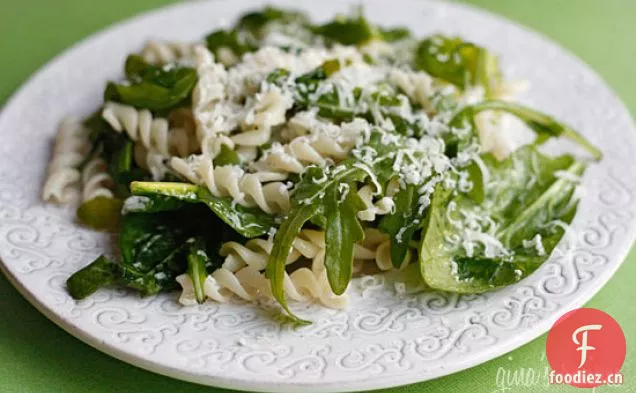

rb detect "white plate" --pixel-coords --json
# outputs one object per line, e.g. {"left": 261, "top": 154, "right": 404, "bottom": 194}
{"left": 1, "top": 0, "right": 635, "bottom": 391}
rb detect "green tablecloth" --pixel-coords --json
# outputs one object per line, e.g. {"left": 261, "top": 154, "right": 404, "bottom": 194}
{"left": 1, "top": 1, "right": 634, "bottom": 392}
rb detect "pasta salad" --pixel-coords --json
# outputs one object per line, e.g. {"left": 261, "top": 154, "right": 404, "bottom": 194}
{"left": 44, "top": 7, "right": 601, "bottom": 324}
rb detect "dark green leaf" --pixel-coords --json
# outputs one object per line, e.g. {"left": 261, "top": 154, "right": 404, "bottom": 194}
{"left": 469, "top": 100, "right": 602, "bottom": 161}
{"left": 67, "top": 255, "right": 118, "bottom": 300}
{"left": 378, "top": 185, "right": 423, "bottom": 268}
{"left": 77, "top": 196, "right": 123, "bottom": 231}
{"left": 122, "top": 194, "right": 187, "bottom": 214}
{"left": 415, "top": 35, "right": 500, "bottom": 92}
{"left": 205, "top": 30, "right": 256, "bottom": 57}
{"left": 130, "top": 181, "right": 275, "bottom": 238}
{"left": 379, "top": 27, "right": 411, "bottom": 42}
{"left": 213, "top": 145, "right": 241, "bottom": 166}
{"left": 124, "top": 55, "right": 151, "bottom": 80}
{"left": 324, "top": 184, "right": 365, "bottom": 294}
{"left": 120, "top": 212, "right": 189, "bottom": 271}
{"left": 187, "top": 238, "right": 209, "bottom": 303}
{"left": 266, "top": 203, "right": 318, "bottom": 325}
{"left": 314, "top": 13, "right": 375, "bottom": 46}
{"left": 107, "top": 139, "right": 146, "bottom": 197}
{"left": 419, "top": 146, "right": 585, "bottom": 293}
{"left": 108, "top": 67, "right": 197, "bottom": 110}
{"left": 236, "top": 7, "right": 309, "bottom": 37}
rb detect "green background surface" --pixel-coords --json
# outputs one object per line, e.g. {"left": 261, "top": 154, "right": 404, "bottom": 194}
{"left": 0, "top": 1, "right": 634, "bottom": 392}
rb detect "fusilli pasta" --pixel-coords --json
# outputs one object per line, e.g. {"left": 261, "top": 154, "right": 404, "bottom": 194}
{"left": 140, "top": 40, "right": 198, "bottom": 65}
{"left": 176, "top": 266, "right": 348, "bottom": 309}
{"left": 42, "top": 117, "right": 90, "bottom": 204}
{"left": 177, "top": 228, "right": 347, "bottom": 308}
{"left": 81, "top": 158, "right": 115, "bottom": 201}
{"left": 171, "top": 155, "right": 290, "bottom": 214}
{"left": 220, "top": 229, "right": 325, "bottom": 273}
{"left": 354, "top": 228, "right": 414, "bottom": 272}
{"left": 251, "top": 114, "right": 365, "bottom": 176}
{"left": 102, "top": 101, "right": 194, "bottom": 158}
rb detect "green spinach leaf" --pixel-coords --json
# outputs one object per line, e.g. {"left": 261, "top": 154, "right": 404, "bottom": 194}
{"left": 66, "top": 255, "right": 118, "bottom": 300}
{"left": 130, "top": 181, "right": 275, "bottom": 238}
{"left": 107, "top": 66, "right": 197, "bottom": 110}
{"left": 419, "top": 146, "right": 584, "bottom": 293}
{"left": 415, "top": 34, "right": 500, "bottom": 92}
{"left": 313, "top": 13, "right": 375, "bottom": 46}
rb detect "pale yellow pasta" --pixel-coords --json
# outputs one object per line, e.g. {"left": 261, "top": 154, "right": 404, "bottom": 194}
{"left": 42, "top": 117, "right": 90, "bottom": 204}
{"left": 81, "top": 158, "right": 114, "bottom": 202}
{"left": 252, "top": 114, "right": 365, "bottom": 176}
{"left": 389, "top": 68, "right": 439, "bottom": 111}
{"left": 176, "top": 226, "right": 415, "bottom": 309}
{"left": 102, "top": 102, "right": 195, "bottom": 158}
{"left": 176, "top": 267, "right": 348, "bottom": 309}
{"left": 353, "top": 228, "right": 414, "bottom": 272}
{"left": 357, "top": 185, "right": 396, "bottom": 222}
{"left": 191, "top": 46, "right": 236, "bottom": 142}
{"left": 171, "top": 155, "right": 290, "bottom": 214}
{"left": 133, "top": 144, "right": 171, "bottom": 181}
{"left": 140, "top": 40, "right": 198, "bottom": 65}
{"left": 232, "top": 85, "right": 294, "bottom": 146}
{"left": 220, "top": 229, "right": 325, "bottom": 272}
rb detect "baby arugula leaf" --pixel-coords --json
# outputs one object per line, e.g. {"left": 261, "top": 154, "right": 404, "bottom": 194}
{"left": 266, "top": 203, "right": 318, "bottom": 326}
{"left": 186, "top": 237, "right": 210, "bottom": 304}
{"left": 324, "top": 183, "right": 365, "bottom": 295}
{"left": 266, "top": 164, "right": 368, "bottom": 322}
{"left": 419, "top": 146, "right": 584, "bottom": 293}
{"left": 130, "top": 182, "right": 275, "bottom": 238}
{"left": 378, "top": 185, "right": 423, "bottom": 268}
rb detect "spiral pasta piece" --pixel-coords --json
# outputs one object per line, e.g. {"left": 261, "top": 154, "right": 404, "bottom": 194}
{"left": 81, "top": 158, "right": 115, "bottom": 201}
{"left": 256, "top": 114, "right": 364, "bottom": 175}
{"left": 231, "top": 85, "right": 294, "bottom": 147}
{"left": 171, "top": 155, "right": 290, "bottom": 214}
{"left": 133, "top": 144, "right": 170, "bottom": 181}
{"left": 177, "top": 226, "right": 413, "bottom": 308}
{"left": 220, "top": 229, "right": 325, "bottom": 272}
{"left": 354, "top": 228, "right": 414, "bottom": 272}
{"left": 176, "top": 265, "right": 349, "bottom": 309}
{"left": 140, "top": 40, "right": 197, "bottom": 65}
{"left": 102, "top": 102, "right": 173, "bottom": 157}
{"left": 42, "top": 117, "right": 90, "bottom": 204}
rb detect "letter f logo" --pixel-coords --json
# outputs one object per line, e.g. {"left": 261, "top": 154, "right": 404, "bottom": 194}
{"left": 572, "top": 324, "right": 602, "bottom": 368}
